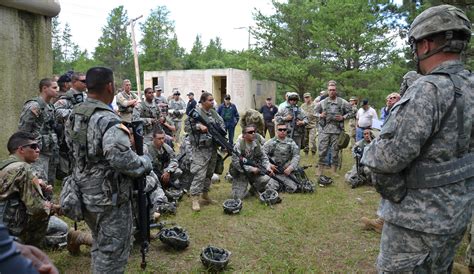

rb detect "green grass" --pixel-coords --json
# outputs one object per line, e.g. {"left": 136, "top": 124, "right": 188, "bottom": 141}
{"left": 47, "top": 125, "right": 471, "bottom": 273}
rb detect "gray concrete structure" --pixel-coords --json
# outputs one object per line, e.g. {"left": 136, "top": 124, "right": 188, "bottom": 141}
{"left": 143, "top": 68, "right": 276, "bottom": 112}
{"left": 0, "top": 1, "right": 59, "bottom": 158}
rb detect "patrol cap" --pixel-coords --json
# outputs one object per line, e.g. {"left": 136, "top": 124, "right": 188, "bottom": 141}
{"left": 173, "top": 90, "right": 180, "bottom": 96}
{"left": 58, "top": 74, "right": 71, "bottom": 83}
{"left": 349, "top": 96, "right": 358, "bottom": 101}
{"left": 303, "top": 92, "right": 311, "bottom": 98}
{"left": 187, "top": 92, "right": 194, "bottom": 96}
{"left": 154, "top": 85, "right": 162, "bottom": 91}
{"left": 224, "top": 94, "right": 231, "bottom": 100}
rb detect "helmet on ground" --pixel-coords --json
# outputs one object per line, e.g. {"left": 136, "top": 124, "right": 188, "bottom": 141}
{"left": 318, "top": 175, "right": 334, "bottom": 186}
{"left": 259, "top": 189, "right": 282, "bottom": 205}
{"left": 200, "top": 245, "right": 231, "bottom": 271}
{"left": 158, "top": 226, "right": 189, "bottom": 250}
{"left": 157, "top": 201, "right": 177, "bottom": 215}
{"left": 298, "top": 180, "right": 315, "bottom": 193}
{"left": 222, "top": 199, "right": 242, "bottom": 214}
{"left": 408, "top": 5, "right": 471, "bottom": 53}
{"left": 45, "top": 216, "right": 69, "bottom": 248}
{"left": 349, "top": 174, "right": 367, "bottom": 189}
{"left": 165, "top": 188, "right": 184, "bottom": 202}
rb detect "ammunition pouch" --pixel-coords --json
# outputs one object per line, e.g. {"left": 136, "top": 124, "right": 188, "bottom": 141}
{"left": 372, "top": 172, "right": 407, "bottom": 203}
{"left": 60, "top": 176, "right": 84, "bottom": 221}
{"left": 336, "top": 132, "right": 350, "bottom": 150}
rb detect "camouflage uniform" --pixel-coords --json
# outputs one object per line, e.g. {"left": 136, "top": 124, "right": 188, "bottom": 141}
{"left": 275, "top": 105, "right": 308, "bottom": 149}
{"left": 132, "top": 100, "right": 161, "bottom": 144}
{"left": 240, "top": 109, "right": 265, "bottom": 136}
{"left": 344, "top": 139, "right": 372, "bottom": 185}
{"left": 177, "top": 135, "right": 193, "bottom": 192}
{"left": 168, "top": 98, "right": 186, "bottom": 142}
{"left": 184, "top": 107, "right": 225, "bottom": 196}
{"left": 155, "top": 94, "right": 168, "bottom": 106}
{"left": 467, "top": 215, "right": 474, "bottom": 270}
{"left": 263, "top": 137, "right": 300, "bottom": 193}
{"left": 0, "top": 155, "right": 50, "bottom": 245}
{"left": 361, "top": 60, "right": 474, "bottom": 272}
{"left": 314, "top": 97, "right": 354, "bottom": 167}
{"left": 300, "top": 101, "right": 317, "bottom": 154}
{"left": 145, "top": 142, "right": 182, "bottom": 188}
{"left": 66, "top": 97, "right": 151, "bottom": 273}
{"left": 54, "top": 89, "right": 86, "bottom": 178}
{"left": 116, "top": 90, "right": 138, "bottom": 124}
{"left": 348, "top": 104, "right": 358, "bottom": 148}
{"left": 229, "top": 137, "right": 270, "bottom": 199}
{"left": 18, "top": 96, "right": 58, "bottom": 184}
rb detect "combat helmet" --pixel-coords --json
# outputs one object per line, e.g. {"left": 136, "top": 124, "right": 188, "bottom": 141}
{"left": 45, "top": 216, "right": 69, "bottom": 249}
{"left": 259, "top": 189, "right": 282, "bottom": 205}
{"left": 318, "top": 175, "right": 334, "bottom": 186}
{"left": 158, "top": 226, "right": 189, "bottom": 250}
{"left": 200, "top": 245, "right": 231, "bottom": 271}
{"left": 222, "top": 199, "right": 242, "bottom": 214}
{"left": 287, "top": 92, "right": 300, "bottom": 101}
{"left": 408, "top": 5, "right": 471, "bottom": 54}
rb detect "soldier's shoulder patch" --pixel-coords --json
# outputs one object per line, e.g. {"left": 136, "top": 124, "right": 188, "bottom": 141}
{"left": 117, "top": 123, "right": 131, "bottom": 135}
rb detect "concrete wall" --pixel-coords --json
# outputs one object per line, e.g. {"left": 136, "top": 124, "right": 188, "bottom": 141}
{"left": 143, "top": 68, "right": 276, "bottom": 114}
{"left": 0, "top": 5, "right": 53, "bottom": 158}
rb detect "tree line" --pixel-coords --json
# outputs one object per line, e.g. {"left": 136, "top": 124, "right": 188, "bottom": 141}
{"left": 52, "top": 0, "right": 473, "bottom": 109}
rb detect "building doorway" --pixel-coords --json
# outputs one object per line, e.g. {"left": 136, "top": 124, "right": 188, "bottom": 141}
{"left": 212, "top": 76, "right": 227, "bottom": 104}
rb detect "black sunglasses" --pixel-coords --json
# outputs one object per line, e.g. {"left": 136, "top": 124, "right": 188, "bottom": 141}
{"left": 277, "top": 128, "right": 288, "bottom": 132}
{"left": 245, "top": 130, "right": 256, "bottom": 134}
{"left": 21, "top": 143, "right": 40, "bottom": 150}
{"left": 79, "top": 79, "right": 86, "bottom": 83}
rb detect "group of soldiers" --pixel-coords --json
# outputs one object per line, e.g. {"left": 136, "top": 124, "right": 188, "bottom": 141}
{"left": 0, "top": 4, "right": 473, "bottom": 273}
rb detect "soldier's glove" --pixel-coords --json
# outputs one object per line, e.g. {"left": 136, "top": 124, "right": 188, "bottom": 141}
{"left": 139, "top": 155, "right": 153, "bottom": 175}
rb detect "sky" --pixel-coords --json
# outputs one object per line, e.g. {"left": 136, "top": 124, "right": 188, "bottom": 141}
{"left": 57, "top": 0, "right": 275, "bottom": 54}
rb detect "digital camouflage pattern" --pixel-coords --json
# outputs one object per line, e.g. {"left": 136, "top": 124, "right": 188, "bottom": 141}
{"left": 66, "top": 97, "right": 151, "bottom": 273}
{"left": 184, "top": 107, "right": 225, "bottom": 196}
{"left": 132, "top": 100, "right": 161, "bottom": 144}
{"left": 18, "top": 96, "right": 58, "bottom": 183}
{"left": 177, "top": 135, "right": 193, "bottom": 192}
{"left": 116, "top": 90, "right": 138, "bottom": 123}
{"left": 301, "top": 101, "right": 317, "bottom": 154}
{"left": 275, "top": 105, "right": 308, "bottom": 148}
{"left": 0, "top": 155, "right": 50, "bottom": 245}
{"left": 467, "top": 216, "right": 474, "bottom": 269}
{"left": 361, "top": 60, "right": 474, "bottom": 272}
{"left": 230, "top": 136, "right": 270, "bottom": 199}
{"left": 168, "top": 97, "right": 186, "bottom": 141}
{"left": 240, "top": 109, "right": 265, "bottom": 135}
{"left": 263, "top": 137, "right": 300, "bottom": 193}
{"left": 145, "top": 142, "right": 181, "bottom": 185}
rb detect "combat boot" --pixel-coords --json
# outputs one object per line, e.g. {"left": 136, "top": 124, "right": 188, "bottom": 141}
{"left": 67, "top": 229, "right": 93, "bottom": 255}
{"left": 200, "top": 192, "right": 217, "bottom": 206}
{"left": 191, "top": 196, "right": 200, "bottom": 211}
{"left": 316, "top": 165, "right": 324, "bottom": 177}
{"left": 360, "top": 217, "right": 384, "bottom": 233}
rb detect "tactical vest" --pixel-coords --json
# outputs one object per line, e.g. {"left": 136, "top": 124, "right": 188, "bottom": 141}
{"left": 0, "top": 159, "right": 27, "bottom": 236}
{"left": 320, "top": 97, "right": 345, "bottom": 129}
{"left": 23, "top": 97, "right": 57, "bottom": 136}
{"left": 239, "top": 138, "right": 263, "bottom": 161}
{"left": 118, "top": 91, "right": 138, "bottom": 113}
{"left": 67, "top": 101, "right": 120, "bottom": 171}
{"left": 268, "top": 138, "right": 293, "bottom": 166}
{"left": 59, "top": 90, "right": 85, "bottom": 106}
{"left": 149, "top": 144, "right": 173, "bottom": 175}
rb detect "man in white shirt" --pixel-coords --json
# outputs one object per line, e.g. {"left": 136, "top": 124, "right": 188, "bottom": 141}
{"left": 356, "top": 99, "right": 378, "bottom": 141}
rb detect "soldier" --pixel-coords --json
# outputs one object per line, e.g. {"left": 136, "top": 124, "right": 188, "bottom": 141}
{"left": 168, "top": 89, "right": 187, "bottom": 142}
{"left": 66, "top": 67, "right": 152, "bottom": 273}
{"left": 315, "top": 83, "right": 354, "bottom": 175}
{"left": 348, "top": 96, "right": 358, "bottom": 148}
{"left": 132, "top": 87, "right": 161, "bottom": 144}
{"left": 275, "top": 92, "right": 308, "bottom": 149}
{"left": 154, "top": 85, "right": 168, "bottom": 107}
{"left": 399, "top": 70, "right": 421, "bottom": 97}
{"left": 184, "top": 92, "right": 225, "bottom": 211}
{"left": 344, "top": 129, "right": 374, "bottom": 188}
{"left": 229, "top": 125, "right": 272, "bottom": 199}
{"left": 177, "top": 135, "right": 194, "bottom": 192}
{"left": 186, "top": 92, "right": 197, "bottom": 115}
{"left": 53, "top": 73, "right": 72, "bottom": 104}
{"left": 361, "top": 5, "right": 473, "bottom": 272}
{"left": 116, "top": 79, "right": 138, "bottom": 126}
{"left": 158, "top": 104, "right": 177, "bottom": 148}
{"left": 146, "top": 128, "right": 182, "bottom": 189}
{"left": 263, "top": 122, "right": 300, "bottom": 193}
{"left": 301, "top": 92, "right": 317, "bottom": 155}
{"left": 240, "top": 109, "right": 265, "bottom": 136}
{"left": 54, "top": 72, "right": 87, "bottom": 178}
{"left": 18, "top": 78, "right": 59, "bottom": 185}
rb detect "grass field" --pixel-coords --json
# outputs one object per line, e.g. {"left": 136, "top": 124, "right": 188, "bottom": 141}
{"left": 47, "top": 128, "right": 470, "bottom": 273}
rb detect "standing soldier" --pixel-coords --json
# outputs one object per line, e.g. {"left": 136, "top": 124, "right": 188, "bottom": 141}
{"left": 154, "top": 85, "right": 168, "bottom": 107}
{"left": 132, "top": 87, "right": 161, "bottom": 144}
{"left": 18, "top": 78, "right": 59, "bottom": 185}
{"left": 361, "top": 5, "right": 473, "bottom": 272}
{"left": 168, "top": 89, "right": 187, "bottom": 142}
{"left": 116, "top": 79, "right": 138, "bottom": 127}
{"left": 315, "top": 83, "right": 354, "bottom": 175}
{"left": 54, "top": 72, "right": 87, "bottom": 178}
{"left": 184, "top": 92, "right": 225, "bottom": 211}
{"left": 229, "top": 125, "right": 272, "bottom": 199}
{"left": 66, "top": 67, "right": 151, "bottom": 273}
{"left": 263, "top": 122, "right": 300, "bottom": 193}
{"left": 348, "top": 96, "right": 358, "bottom": 148}
{"left": 301, "top": 92, "right": 317, "bottom": 155}
{"left": 275, "top": 92, "right": 308, "bottom": 149}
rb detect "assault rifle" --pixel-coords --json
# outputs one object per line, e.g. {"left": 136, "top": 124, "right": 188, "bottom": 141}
{"left": 268, "top": 157, "right": 301, "bottom": 187}
{"left": 131, "top": 121, "right": 150, "bottom": 270}
{"left": 188, "top": 108, "right": 285, "bottom": 185}
{"left": 290, "top": 106, "right": 298, "bottom": 139}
